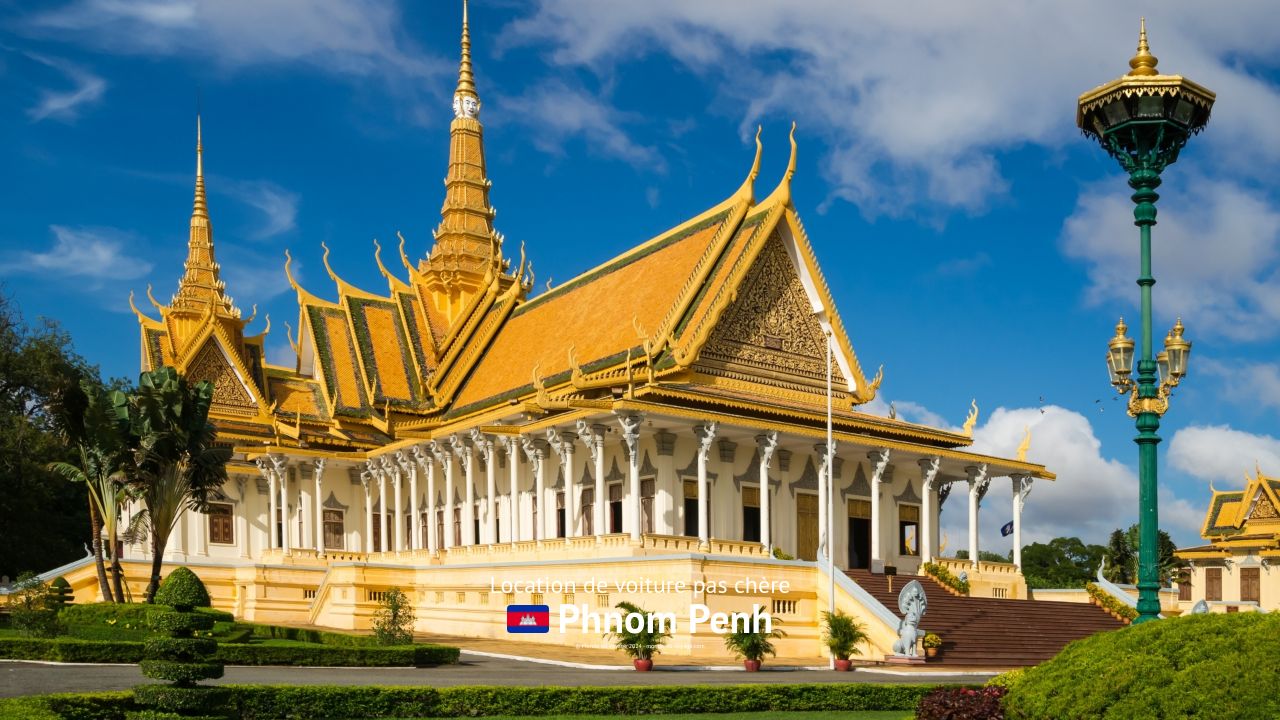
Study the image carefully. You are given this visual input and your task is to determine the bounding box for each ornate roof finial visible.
[1127,18,1159,77]
[453,0,480,119]
[193,114,208,218]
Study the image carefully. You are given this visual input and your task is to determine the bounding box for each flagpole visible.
[826,330,835,670]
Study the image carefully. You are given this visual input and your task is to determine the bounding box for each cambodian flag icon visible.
[506,604,550,633]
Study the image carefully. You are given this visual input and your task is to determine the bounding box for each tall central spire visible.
[422,0,506,323]
[172,115,237,317]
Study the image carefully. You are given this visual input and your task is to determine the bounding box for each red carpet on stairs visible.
[845,568,1126,667]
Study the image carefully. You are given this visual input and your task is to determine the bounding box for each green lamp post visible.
[1076,20,1214,623]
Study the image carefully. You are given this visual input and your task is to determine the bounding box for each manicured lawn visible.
[390,714,913,720]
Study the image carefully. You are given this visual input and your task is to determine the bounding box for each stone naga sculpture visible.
[1190,599,1209,614]
[893,579,928,656]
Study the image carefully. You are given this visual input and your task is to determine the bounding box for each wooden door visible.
[1241,567,1260,603]
[1205,567,1222,601]
[796,493,819,561]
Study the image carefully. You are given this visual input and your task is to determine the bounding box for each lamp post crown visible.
[1076,19,1215,171]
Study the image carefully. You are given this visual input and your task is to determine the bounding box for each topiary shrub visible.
[1003,612,1280,719]
[922,562,970,595]
[152,568,210,612]
[371,587,415,646]
[135,576,225,719]
[917,686,1006,720]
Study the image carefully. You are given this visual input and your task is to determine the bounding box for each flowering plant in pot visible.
[923,632,943,658]
[723,619,786,671]
[821,610,867,671]
[605,601,671,671]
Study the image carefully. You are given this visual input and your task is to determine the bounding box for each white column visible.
[756,432,778,552]
[361,471,373,553]
[549,429,577,539]
[1012,474,1033,570]
[196,510,209,556]
[694,423,716,547]
[375,461,388,553]
[966,464,990,567]
[918,457,940,564]
[426,443,444,553]
[407,449,421,551]
[442,448,455,550]
[868,449,890,572]
[257,459,276,551]
[388,456,404,552]
[471,430,496,545]
[299,469,312,551]
[314,458,326,557]
[272,455,290,554]
[619,414,643,542]
[575,421,606,539]
[449,435,473,546]
[236,478,250,559]
[522,437,547,540]
[502,437,520,544]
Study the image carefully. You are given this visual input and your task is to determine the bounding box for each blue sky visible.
[3,0,1280,552]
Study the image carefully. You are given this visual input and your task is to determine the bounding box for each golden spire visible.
[1127,18,1159,76]
[456,0,478,102]
[172,114,237,317]
[193,114,207,218]
[423,0,508,324]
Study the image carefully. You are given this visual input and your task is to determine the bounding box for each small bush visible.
[986,667,1026,689]
[371,587,414,646]
[10,573,60,638]
[605,601,671,661]
[152,568,210,611]
[246,624,377,646]
[917,686,1006,720]
[140,604,223,690]
[149,610,215,635]
[821,610,867,660]
[1003,612,1280,719]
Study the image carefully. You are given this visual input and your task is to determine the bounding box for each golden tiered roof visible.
[1177,467,1280,559]
[128,3,1052,479]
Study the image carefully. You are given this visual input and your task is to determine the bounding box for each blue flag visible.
[1000,521,1014,537]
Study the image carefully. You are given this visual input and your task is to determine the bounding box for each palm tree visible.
[51,379,130,602]
[112,367,230,602]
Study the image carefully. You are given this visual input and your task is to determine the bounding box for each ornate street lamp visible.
[1078,20,1214,623]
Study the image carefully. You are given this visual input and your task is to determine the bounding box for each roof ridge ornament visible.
[1128,17,1158,77]
[760,122,798,208]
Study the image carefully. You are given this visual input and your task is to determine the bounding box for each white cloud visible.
[23,0,447,109]
[933,252,991,278]
[1061,175,1280,342]
[24,53,106,122]
[507,2,1280,216]
[1199,358,1280,415]
[1168,425,1280,488]
[217,178,299,239]
[218,247,296,302]
[0,225,151,281]
[498,80,665,172]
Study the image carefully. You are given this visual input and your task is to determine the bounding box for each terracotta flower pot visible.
[744,659,762,672]
[926,647,939,658]
[633,659,653,671]
[834,658,853,671]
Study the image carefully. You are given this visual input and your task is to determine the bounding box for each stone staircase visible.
[845,568,1125,667]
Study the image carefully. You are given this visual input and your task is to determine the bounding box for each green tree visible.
[50,379,134,602]
[1124,524,1179,586]
[954,549,1013,563]
[0,293,101,580]
[112,367,231,602]
[1104,529,1135,584]
[1019,537,1107,589]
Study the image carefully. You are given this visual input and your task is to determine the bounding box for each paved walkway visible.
[1,656,996,698]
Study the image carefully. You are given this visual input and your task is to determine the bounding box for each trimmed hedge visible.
[1,683,948,719]
[922,562,970,595]
[1004,612,1280,719]
[1083,583,1137,622]
[0,637,457,667]
[59,604,232,627]
[153,568,211,611]
[247,624,380,647]
[215,643,458,667]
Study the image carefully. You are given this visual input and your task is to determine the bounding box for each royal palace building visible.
[72,5,1060,659]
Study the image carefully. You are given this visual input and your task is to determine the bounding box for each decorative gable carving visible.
[1251,493,1278,521]
[186,340,256,410]
[697,232,846,390]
